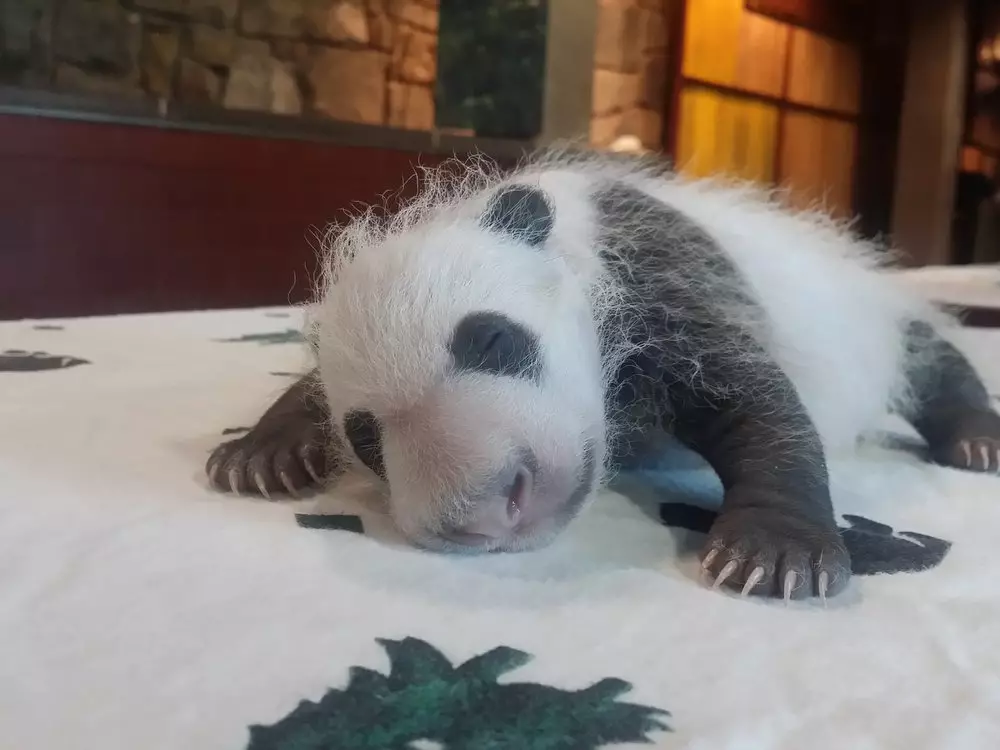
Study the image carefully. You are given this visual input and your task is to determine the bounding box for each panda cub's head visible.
[313,180,609,553]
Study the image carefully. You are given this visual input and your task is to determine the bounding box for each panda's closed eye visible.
[343,410,387,481]
[450,311,542,381]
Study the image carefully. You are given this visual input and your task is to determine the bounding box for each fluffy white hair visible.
[305,145,951,549]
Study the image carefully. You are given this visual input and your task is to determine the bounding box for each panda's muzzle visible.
[443,449,538,546]
[442,440,597,550]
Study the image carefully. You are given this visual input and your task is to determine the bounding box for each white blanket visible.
[2,303,1000,750]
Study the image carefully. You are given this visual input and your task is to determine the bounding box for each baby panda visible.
[206,147,1000,602]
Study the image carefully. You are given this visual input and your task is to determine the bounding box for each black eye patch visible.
[450,311,542,381]
[343,410,387,481]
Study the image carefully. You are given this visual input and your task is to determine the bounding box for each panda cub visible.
[206,147,1000,602]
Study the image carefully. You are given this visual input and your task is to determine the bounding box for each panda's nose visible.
[447,462,534,543]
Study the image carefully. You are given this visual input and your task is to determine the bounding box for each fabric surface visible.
[3,297,1000,749]
[895,263,1000,310]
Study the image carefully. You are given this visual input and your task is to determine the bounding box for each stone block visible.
[366,1,395,50]
[387,81,434,130]
[268,60,302,115]
[623,107,663,148]
[387,0,438,32]
[308,1,369,44]
[591,69,640,116]
[176,57,221,102]
[53,0,139,76]
[223,51,302,115]
[140,24,180,97]
[590,110,623,147]
[270,39,312,67]
[390,26,435,84]
[590,106,662,149]
[2,0,49,58]
[640,6,668,53]
[189,0,240,26]
[309,47,387,124]
[594,1,642,73]
[132,0,188,15]
[189,25,270,68]
[189,24,233,67]
[133,0,238,27]
[240,0,308,39]
[54,64,145,98]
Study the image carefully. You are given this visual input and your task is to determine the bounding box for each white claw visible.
[702,548,719,571]
[253,472,271,500]
[980,443,991,472]
[302,456,322,485]
[818,570,830,607]
[741,566,765,597]
[995,448,1000,476]
[783,570,798,605]
[228,467,243,496]
[208,461,220,487]
[961,440,972,468]
[712,560,739,590]
[279,471,301,498]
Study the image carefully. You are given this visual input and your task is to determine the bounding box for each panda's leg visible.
[206,370,346,498]
[899,320,1000,472]
[668,360,850,602]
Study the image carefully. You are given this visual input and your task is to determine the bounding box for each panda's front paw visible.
[206,420,330,500]
[932,410,1000,473]
[700,505,850,603]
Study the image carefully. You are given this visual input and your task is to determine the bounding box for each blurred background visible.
[1,0,999,319]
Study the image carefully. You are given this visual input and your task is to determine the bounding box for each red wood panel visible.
[0,114,450,320]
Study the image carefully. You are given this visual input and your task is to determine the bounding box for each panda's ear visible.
[480,185,554,247]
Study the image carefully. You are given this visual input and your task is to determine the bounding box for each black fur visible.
[481,185,554,247]
[595,181,849,599]
[450,311,542,381]
[901,320,1000,470]
[343,410,387,481]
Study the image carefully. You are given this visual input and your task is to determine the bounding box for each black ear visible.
[481,185,554,247]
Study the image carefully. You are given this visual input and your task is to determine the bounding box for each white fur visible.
[625,175,945,453]
[310,146,952,549]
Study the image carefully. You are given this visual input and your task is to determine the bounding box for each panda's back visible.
[517,151,943,452]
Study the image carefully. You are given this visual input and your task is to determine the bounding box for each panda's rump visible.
[634,176,931,452]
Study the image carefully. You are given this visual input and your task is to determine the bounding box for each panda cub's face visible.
[314,184,607,553]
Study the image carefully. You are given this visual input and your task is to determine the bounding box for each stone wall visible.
[0,0,439,130]
[590,0,672,151]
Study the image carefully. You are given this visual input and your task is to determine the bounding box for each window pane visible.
[787,28,860,114]
[780,111,857,218]
[683,0,788,98]
[683,0,742,89]
[677,86,779,183]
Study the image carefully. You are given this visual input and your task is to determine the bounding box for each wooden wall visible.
[0,114,455,320]
[672,0,863,220]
